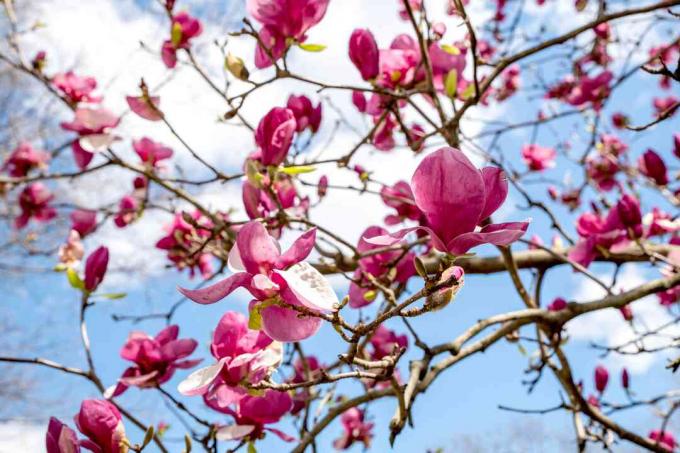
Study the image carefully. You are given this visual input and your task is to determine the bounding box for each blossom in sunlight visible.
[594,364,609,393]
[156,210,215,279]
[60,107,120,169]
[252,107,297,166]
[248,0,330,68]
[178,221,338,341]
[52,71,102,105]
[161,11,203,68]
[108,325,201,397]
[380,181,423,225]
[126,95,163,121]
[58,230,85,267]
[133,137,173,168]
[74,400,127,453]
[638,149,669,186]
[585,154,620,191]
[289,355,323,415]
[333,408,374,450]
[649,430,676,451]
[15,182,57,229]
[287,94,322,133]
[178,311,281,407]
[213,389,295,443]
[70,209,97,237]
[84,246,109,292]
[652,96,679,118]
[366,147,529,255]
[349,28,380,81]
[521,144,556,171]
[1,141,50,177]
[46,417,80,453]
[113,195,140,228]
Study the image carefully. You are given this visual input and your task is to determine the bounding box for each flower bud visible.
[621,367,629,389]
[84,246,109,292]
[348,29,379,81]
[547,297,567,311]
[426,266,464,310]
[594,364,609,393]
[638,149,669,186]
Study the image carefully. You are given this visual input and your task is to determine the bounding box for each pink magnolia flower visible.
[586,154,620,191]
[286,95,322,133]
[133,137,173,168]
[61,107,120,169]
[376,35,420,89]
[587,394,600,409]
[644,208,679,237]
[126,95,163,121]
[653,96,679,117]
[113,195,140,228]
[649,430,676,451]
[369,325,408,360]
[74,400,127,453]
[621,367,630,389]
[156,211,215,279]
[372,113,397,151]
[658,248,680,306]
[317,175,328,198]
[496,64,521,101]
[108,325,201,397]
[289,356,323,415]
[52,71,102,105]
[58,230,85,267]
[380,181,423,225]
[333,408,374,450]
[397,0,422,20]
[248,0,330,68]
[352,90,367,112]
[521,144,556,171]
[213,389,294,443]
[84,246,109,292]
[349,29,380,81]
[638,149,669,186]
[15,182,57,229]
[598,134,628,157]
[594,364,609,393]
[178,311,281,408]
[547,297,567,311]
[349,226,415,308]
[46,417,80,453]
[565,70,612,109]
[367,147,529,255]
[178,221,338,342]
[2,141,50,177]
[252,107,297,166]
[161,12,203,68]
[70,209,97,237]
[242,176,309,226]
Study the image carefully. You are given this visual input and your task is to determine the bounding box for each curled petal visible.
[446,221,530,254]
[216,424,256,441]
[275,228,317,269]
[177,359,227,396]
[236,221,281,275]
[364,226,448,253]
[178,272,252,305]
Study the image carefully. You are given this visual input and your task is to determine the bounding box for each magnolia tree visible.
[1,0,679,451]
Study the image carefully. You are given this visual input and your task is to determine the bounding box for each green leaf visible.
[517,343,527,356]
[280,165,316,175]
[298,43,326,52]
[247,442,257,453]
[461,82,476,100]
[141,426,154,448]
[98,293,127,300]
[444,69,458,98]
[66,267,84,290]
[171,23,183,47]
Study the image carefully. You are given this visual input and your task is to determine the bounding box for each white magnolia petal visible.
[216,424,255,441]
[79,134,116,153]
[227,243,245,272]
[177,359,226,396]
[103,384,117,400]
[278,262,339,311]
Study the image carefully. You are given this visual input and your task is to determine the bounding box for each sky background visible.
[1,0,679,452]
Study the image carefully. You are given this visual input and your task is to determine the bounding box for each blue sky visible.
[1,0,679,452]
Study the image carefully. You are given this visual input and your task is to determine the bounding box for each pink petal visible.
[236,221,281,275]
[154,325,179,344]
[479,166,508,220]
[259,298,322,342]
[161,338,198,361]
[275,228,317,269]
[446,221,529,254]
[364,226,448,253]
[126,96,163,121]
[266,427,297,442]
[178,272,251,304]
[72,141,94,170]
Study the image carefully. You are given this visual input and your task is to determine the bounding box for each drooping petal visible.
[265,427,297,442]
[363,226,448,253]
[236,221,281,275]
[445,221,529,254]
[126,96,163,121]
[411,147,485,244]
[177,359,227,396]
[178,272,252,305]
[277,262,338,311]
[479,166,508,221]
[259,298,322,342]
[275,228,317,269]
[161,338,198,361]
[215,424,256,441]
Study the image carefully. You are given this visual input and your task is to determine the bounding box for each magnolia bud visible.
[594,364,609,393]
[84,246,109,292]
[226,53,249,81]
[621,368,630,389]
[425,266,464,310]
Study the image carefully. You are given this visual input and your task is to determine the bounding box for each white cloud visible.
[0,421,43,453]
[566,266,680,374]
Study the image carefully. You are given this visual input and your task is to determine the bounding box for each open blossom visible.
[248,0,330,68]
[133,137,173,168]
[52,71,101,104]
[369,325,408,360]
[586,154,620,191]
[653,96,679,117]
[108,325,200,397]
[569,194,641,268]
[349,226,415,308]
[521,144,556,171]
[84,246,109,292]
[649,430,676,451]
[15,182,57,229]
[2,141,50,177]
[286,95,322,133]
[70,209,97,237]
[126,95,163,121]
[367,147,529,255]
[213,389,294,443]
[598,134,628,157]
[178,221,338,342]
[638,149,669,186]
[242,176,309,226]
[113,195,140,228]
[349,28,380,81]
[61,107,120,169]
[58,230,85,267]
[333,408,374,450]
[252,107,297,166]
[644,208,679,237]
[161,12,202,68]
[179,311,281,408]
[46,417,80,453]
[380,181,423,225]
[156,210,215,278]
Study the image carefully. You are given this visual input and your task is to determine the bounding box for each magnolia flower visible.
[15,182,57,229]
[380,181,423,225]
[52,71,101,104]
[2,141,50,177]
[74,400,127,453]
[289,356,323,414]
[126,95,163,121]
[70,209,97,237]
[156,211,215,279]
[521,144,556,171]
[61,107,120,169]
[367,147,529,255]
[212,389,294,443]
[178,221,338,341]
[649,430,676,451]
[286,95,322,133]
[349,28,380,81]
[248,0,330,68]
[46,417,80,453]
[598,134,628,157]
[133,137,173,168]
[58,230,85,267]
[161,12,202,68]
[638,149,669,186]
[585,154,620,191]
[242,176,309,226]
[108,325,201,397]
[252,107,297,166]
[333,408,374,450]
[611,112,629,129]
[594,364,609,393]
[369,325,408,360]
[178,311,281,407]
[547,297,567,311]
[84,246,109,292]
[113,195,140,228]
